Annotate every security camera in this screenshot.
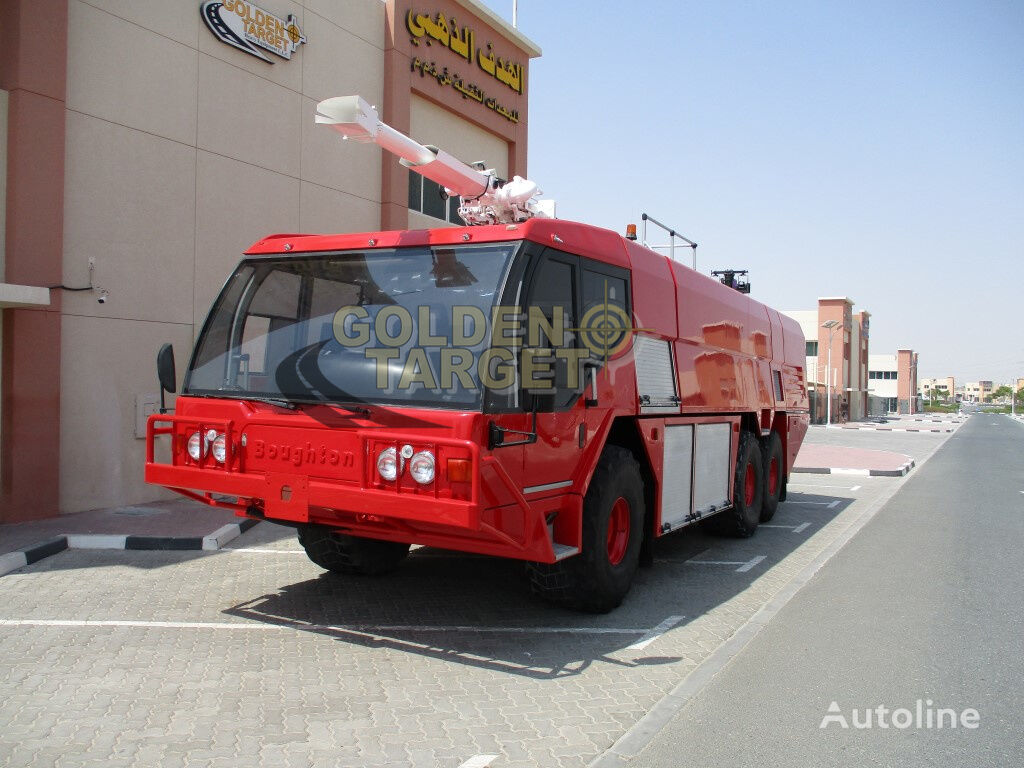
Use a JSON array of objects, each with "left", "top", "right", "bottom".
[{"left": 97, "top": 290, "right": 109, "bottom": 304}]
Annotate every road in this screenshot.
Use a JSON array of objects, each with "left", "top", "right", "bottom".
[
  {"left": 0, "top": 419, "right": 973, "bottom": 767},
  {"left": 631, "top": 414, "right": 1023, "bottom": 767}
]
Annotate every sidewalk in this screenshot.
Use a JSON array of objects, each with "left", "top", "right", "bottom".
[
  {"left": 0, "top": 498, "right": 257, "bottom": 576},
  {"left": 793, "top": 443, "right": 914, "bottom": 477}
]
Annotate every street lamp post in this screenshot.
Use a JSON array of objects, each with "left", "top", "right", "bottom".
[{"left": 821, "top": 320, "right": 842, "bottom": 426}]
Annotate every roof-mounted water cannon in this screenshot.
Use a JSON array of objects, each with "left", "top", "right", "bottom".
[
  {"left": 711, "top": 269, "right": 750, "bottom": 294},
  {"left": 315, "top": 95, "right": 553, "bottom": 226}
]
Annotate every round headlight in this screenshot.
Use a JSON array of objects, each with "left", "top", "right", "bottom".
[
  {"left": 409, "top": 450, "right": 435, "bottom": 484},
  {"left": 211, "top": 433, "right": 227, "bottom": 463},
  {"left": 377, "top": 447, "right": 398, "bottom": 481},
  {"left": 186, "top": 431, "right": 202, "bottom": 461}
]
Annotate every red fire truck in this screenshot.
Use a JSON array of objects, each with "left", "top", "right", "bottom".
[{"left": 146, "top": 96, "right": 809, "bottom": 612}]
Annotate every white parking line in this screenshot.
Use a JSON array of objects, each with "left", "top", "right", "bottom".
[
  {"left": 0, "top": 617, "right": 675, "bottom": 637},
  {"left": 760, "top": 523, "right": 811, "bottom": 533},
  {"left": 458, "top": 756, "right": 499, "bottom": 768},
  {"left": 670, "top": 555, "right": 767, "bottom": 573},
  {"left": 735, "top": 555, "right": 766, "bottom": 572},
  {"left": 787, "top": 484, "right": 862, "bottom": 491},
  {"left": 229, "top": 548, "right": 306, "bottom": 554},
  {"left": 627, "top": 615, "right": 684, "bottom": 650},
  {"left": 785, "top": 500, "right": 841, "bottom": 508}
]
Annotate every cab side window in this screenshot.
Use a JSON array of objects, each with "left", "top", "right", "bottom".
[
  {"left": 581, "top": 263, "right": 630, "bottom": 365},
  {"left": 525, "top": 252, "right": 579, "bottom": 409}
]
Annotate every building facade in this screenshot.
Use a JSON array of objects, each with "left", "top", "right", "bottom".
[
  {"left": 920, "top": 376, "right": 955, "bottom": 402},
  {"left": 868, "top": 350, "right": 920, "bottom": 414},
  {"left": 783, "top": 298, "right": 870, "bottom": 423},
  {"left": 1, "top": 0, "right": 540, "bottom": 522},
  {"left": 963, "top": 381, "right": 993, "bottom": 403}
]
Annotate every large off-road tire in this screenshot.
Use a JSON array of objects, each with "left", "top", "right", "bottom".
[
  {"left": 708, "top": 430, "right": 763, "bottom": 537},
  {"left": 526, "top": 446, "right": 645, "bottom": 613},
  {"left": 759, "top": 431, "right": 784, "bottom": 522},
  {"left": 297, "top": 526, "right": 410, "bottom": 576}
]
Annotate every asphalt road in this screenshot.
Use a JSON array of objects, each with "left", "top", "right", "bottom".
[{"left": 633, "top": 414, "right": 1024, "bottom": 767}]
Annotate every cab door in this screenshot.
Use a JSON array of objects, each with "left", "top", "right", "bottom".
[{"left": 518, "top": 249, "right": 585, "bottom": 497}]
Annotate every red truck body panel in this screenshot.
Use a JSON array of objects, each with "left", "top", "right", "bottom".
[{"left": 147, "top": 218, "right": 809, "bottom": 563}]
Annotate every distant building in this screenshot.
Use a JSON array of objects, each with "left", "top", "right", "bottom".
[
  {"left": 963, "top": 381, "right": 993, "bottom": 403},
  {"left": 783, "top": 298, "right": 870, "bottom": 423},
  {"left": 868, "top": 350, "right": 920, "bottom": 414},
  {"left": 920, "top": 376, "right": 955, "bottom": 402}
]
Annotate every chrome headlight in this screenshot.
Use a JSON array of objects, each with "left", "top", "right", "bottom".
[
  {"left": 187, "top": 431, "right": 202, "bottom": 461},
  {"left": 409, "top": 450, "right": 436, "bottom": 484},
  {"left": 377, "top": 447, "right": 398, "bottom": 481},
  {"left": 211, "top": 433, "right": 227, "bottom": 463}
]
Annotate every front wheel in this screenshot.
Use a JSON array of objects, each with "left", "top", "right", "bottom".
[
  {"left": 527, "top": 446, "right": 645, "bottom": 613},
  {"left": 297, "top": 526, "right": 410, "bottom": 576}
]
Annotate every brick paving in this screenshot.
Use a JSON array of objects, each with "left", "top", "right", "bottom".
[{"left": 0, "top": 429, "right": 952, "bottom": 767}]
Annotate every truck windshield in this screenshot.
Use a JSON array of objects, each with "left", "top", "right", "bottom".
[{"left": 185, "top": 243, "right": 518, "bottom": 410}]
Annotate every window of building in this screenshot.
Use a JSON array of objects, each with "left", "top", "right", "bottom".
[
  {"left": 806, "top": 341, "right": 818, "bottom": 357},
  {"left": 408, "top": 170, "right": 462, "bottom": 225}
]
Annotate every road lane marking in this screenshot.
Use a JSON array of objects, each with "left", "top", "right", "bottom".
[
  {"left": 793, "top": 522, "right": 811, "bottom": 533},
  {"left": 627, "top": 615, "right": 685, "bottom": 650},
  {"left": 229, "top": 548, "right": 306, "bottom": 554},
  {"left": 786, "top": 500, "right": 837, "bottom": 507}
]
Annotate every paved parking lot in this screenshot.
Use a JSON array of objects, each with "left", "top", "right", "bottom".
[{"left": 0, "top": 425, "right": 958, "bottom": 767}]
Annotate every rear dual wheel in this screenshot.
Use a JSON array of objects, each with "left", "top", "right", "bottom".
[
  {"left": 760, "top": 431, "right": 784, "bottom": 522},
  {"left": 708, "top": 429, "right": 763, "bottom": 537}
]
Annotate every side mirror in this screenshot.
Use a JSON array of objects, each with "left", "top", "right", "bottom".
[
  {"left": 157, "top": 343, "right": 176, "bottom": 414},
  {"left": 157, "top": 343, "right": 176, "bottom": 393}
]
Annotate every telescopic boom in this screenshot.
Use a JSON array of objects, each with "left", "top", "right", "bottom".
[{"left": 315, "top": 95, "right": 553, "bottom": 226}]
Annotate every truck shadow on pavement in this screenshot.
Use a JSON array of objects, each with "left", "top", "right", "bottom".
[{"left": 219, "top": 493, "right": 851, "bottom": 680}]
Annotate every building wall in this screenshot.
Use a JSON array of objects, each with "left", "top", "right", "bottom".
[
  {"left": 56, "top": 0, "right": 387, "bottom": 513},
  {"left": 897, "top": 349, "right": 919, "bottom": 414},
  {"left": 783, "top": 297, "right": 867, "bottom": 423},
  {"left": 1, "top": 0, "right": 539, "bottom": 520},
  {"left": 382, "top": 0, "right": 537, "bottom": 229},
  {"left": 0, "top": 0, "right": 67, "bottom": 522}
]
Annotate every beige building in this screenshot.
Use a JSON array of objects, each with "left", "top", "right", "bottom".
[
  {"left": 963, "top": 381, "right": 993, "bottom": 402},
  {"left": 1, "top": 0, "right": 539, "bottom": 522},
  {"left": 920, "top": 376, "right": 955, "bottom": 402}
]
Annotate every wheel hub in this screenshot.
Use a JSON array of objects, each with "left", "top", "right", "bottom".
[{"left": 606, "top": 497, "right": 630, "bottom": 566}]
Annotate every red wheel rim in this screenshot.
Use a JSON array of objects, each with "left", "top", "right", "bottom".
[
  {"left": 744, "top": 463, "right": 756, "bottom": 507},
  {"left": 606, "top": 497, "right": 630, "bottom": 566},
  {"left": 768, "top": 457, "right": 779, "bottom": 497}
]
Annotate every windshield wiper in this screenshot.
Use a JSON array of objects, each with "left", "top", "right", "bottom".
[{"left": 240, "top": 396, "right": 298, "bottom": 410}]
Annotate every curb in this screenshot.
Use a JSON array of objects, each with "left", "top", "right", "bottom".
[
  {"left": 832, "top": 426, "right": 955, "bottom": 433},
  {"left": 0, "top": 519, "right": 260, "bottom": 577},
  {"left": 792, "top": 458, "right": 915, "bottom": 477}
]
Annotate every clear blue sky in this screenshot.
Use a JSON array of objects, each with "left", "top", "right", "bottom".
[{"left": 488, "top": 0, "right": 1024, "bottom": 385}]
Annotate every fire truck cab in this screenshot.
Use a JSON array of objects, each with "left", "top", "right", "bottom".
[{"left": 145, "top": 97, "right": 809, "bottom": 612}]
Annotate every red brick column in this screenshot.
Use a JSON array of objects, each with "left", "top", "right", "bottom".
[{"left": 0, "top": 0, "right": 67, "bottom": 521}]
